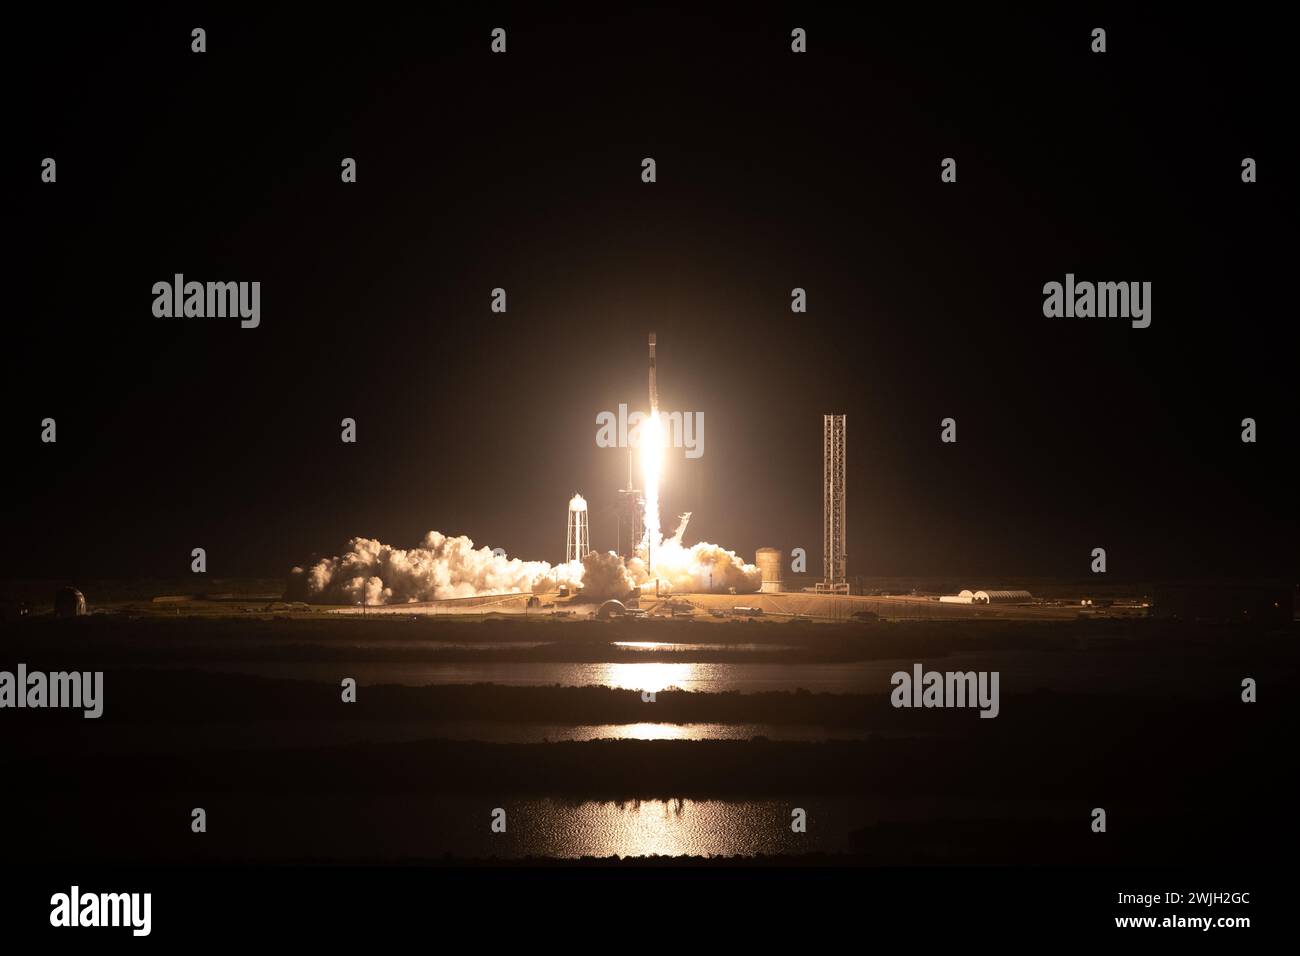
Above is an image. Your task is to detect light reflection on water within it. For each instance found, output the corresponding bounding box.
[74,720,884,754]
[484,798,850,858]
[180,659,901,692]
[604,661,695,692]
[203,797,861,859]
[612,641,793,652]
[162,654,1228,696]
[185,794,1076,860]
[589,721,727,741]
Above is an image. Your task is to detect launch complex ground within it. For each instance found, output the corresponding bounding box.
[3,579,1152,623]
[326,587,1149,623]
[16,578,1286,627]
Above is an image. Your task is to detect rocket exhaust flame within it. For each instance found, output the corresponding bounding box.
[641,410,663,574]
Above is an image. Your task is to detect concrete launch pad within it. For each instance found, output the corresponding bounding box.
[329,588,1145,623]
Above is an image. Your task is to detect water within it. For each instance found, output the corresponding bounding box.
[158,652,1235,696]
[490,798,848,858]
[189,795,1070,860]
[611,641,794,652]
[67,719,892,754]
[167,659,894,691]
[209,797,866,859]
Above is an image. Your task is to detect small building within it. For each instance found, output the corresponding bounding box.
[55,587,87,618]
[971,589,1034,605]
[595,599,627,620]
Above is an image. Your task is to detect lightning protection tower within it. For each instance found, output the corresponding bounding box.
[818,414,849,594]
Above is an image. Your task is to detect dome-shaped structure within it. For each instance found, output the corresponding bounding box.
[596,599,628,620]
[54,587,87,618]
[971,589,1033,605]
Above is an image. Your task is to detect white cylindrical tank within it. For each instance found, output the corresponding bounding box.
[566,493,590,563]
[756,547,784,593]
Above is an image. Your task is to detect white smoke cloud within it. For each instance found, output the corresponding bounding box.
[577,549,638,601]
[288,531,570,605]
[630,539,762,596]
[626,510,762,596]
[288,527,759,605]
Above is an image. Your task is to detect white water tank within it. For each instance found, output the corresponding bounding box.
[566,493,590,563]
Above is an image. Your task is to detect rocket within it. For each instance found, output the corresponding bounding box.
[648,332,658,414]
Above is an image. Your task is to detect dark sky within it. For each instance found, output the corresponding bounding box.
[8,7,1295,583]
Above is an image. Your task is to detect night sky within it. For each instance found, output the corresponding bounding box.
[9,7,1295,583]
